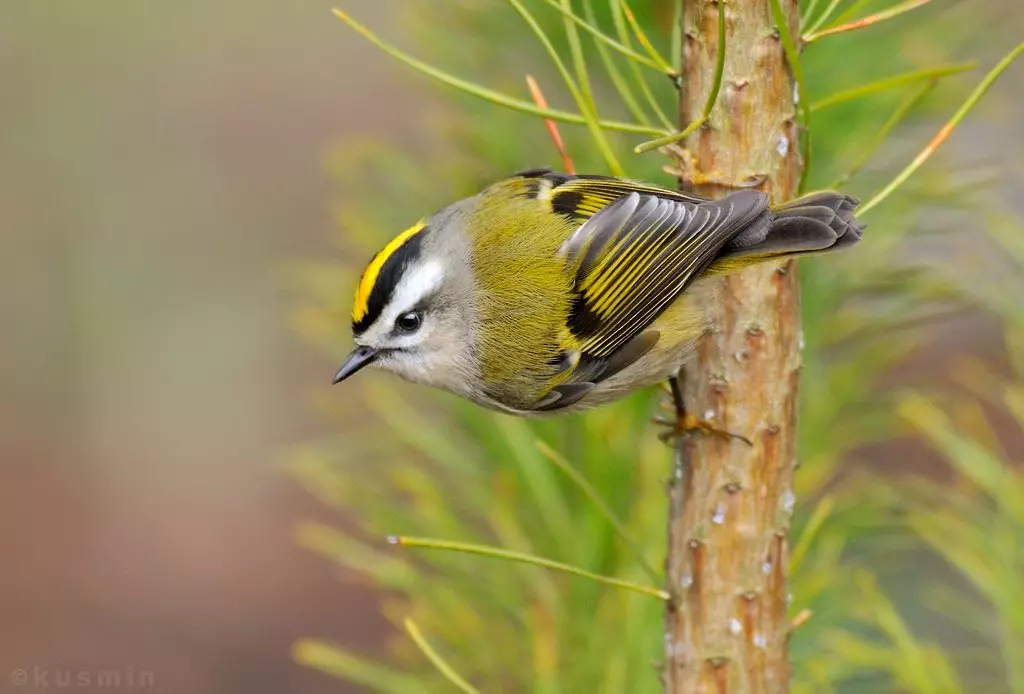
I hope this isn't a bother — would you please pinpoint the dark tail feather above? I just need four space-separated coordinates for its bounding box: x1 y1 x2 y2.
714 191 864 267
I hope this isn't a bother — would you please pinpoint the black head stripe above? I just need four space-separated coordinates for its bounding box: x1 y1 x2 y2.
352 228 428 335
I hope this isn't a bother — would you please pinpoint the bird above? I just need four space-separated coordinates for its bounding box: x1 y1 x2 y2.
331 169 863 419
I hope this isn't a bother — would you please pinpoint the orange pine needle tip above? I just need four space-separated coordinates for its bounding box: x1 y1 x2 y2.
859 40 1023 215
526 75 575 174
790 608 813 630
803 0 933 42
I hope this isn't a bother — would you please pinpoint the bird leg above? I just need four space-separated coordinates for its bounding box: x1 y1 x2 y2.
654 376 753 447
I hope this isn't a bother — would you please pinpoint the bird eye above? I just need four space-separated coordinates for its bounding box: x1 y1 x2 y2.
395 310 422 333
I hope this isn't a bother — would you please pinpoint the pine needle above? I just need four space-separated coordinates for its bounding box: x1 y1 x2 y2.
403 619 481 694
809 61 977 113
330 8 662 136
526 75 576 173
390 535 670 600
804 0 935 43
860 41 1024 215
633 0 725 154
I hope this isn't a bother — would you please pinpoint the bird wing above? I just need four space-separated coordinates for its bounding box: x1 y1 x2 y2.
514 169 710 221
525 183 769 413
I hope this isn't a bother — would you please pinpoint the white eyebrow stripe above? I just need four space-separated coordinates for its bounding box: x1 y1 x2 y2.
380 260 445 327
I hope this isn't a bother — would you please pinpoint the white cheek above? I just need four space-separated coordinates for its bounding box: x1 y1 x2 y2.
380 349 434 383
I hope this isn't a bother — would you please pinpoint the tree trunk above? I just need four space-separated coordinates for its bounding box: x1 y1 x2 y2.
664 1 802 693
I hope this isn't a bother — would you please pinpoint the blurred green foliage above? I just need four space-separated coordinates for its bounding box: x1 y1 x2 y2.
289 1 1023 691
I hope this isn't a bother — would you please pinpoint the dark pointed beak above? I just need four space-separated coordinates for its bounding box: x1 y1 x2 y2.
332 346 379 384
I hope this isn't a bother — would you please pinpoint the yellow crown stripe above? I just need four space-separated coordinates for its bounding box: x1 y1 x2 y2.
351 220 427 322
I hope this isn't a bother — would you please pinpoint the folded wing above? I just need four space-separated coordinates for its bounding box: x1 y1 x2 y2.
527 187 770 412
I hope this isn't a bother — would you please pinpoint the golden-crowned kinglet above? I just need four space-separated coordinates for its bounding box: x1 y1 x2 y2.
333 169 863 415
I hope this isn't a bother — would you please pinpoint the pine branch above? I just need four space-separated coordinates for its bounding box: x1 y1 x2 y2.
664 0 804 691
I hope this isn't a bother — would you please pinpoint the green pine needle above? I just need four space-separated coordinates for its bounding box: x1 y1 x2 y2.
804 0 935 43
330 8 662 136
860 41 1024 215
829 79 936 188
293 641 424 694
616 0 675 74
536 441 660 586
507 0 624 175
391 535 671 600
610 0 675 130
809 61 977 112
802 0 845 37
404 619 481 694
582 0 653 126
540 0 668 73
633 0 725 154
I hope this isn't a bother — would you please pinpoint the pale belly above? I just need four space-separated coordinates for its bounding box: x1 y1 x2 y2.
476 280 714 417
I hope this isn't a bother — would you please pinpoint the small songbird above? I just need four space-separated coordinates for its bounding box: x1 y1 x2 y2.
332 169 863 416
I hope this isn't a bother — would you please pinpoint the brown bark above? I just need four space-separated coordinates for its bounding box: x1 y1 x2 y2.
664 1 802 693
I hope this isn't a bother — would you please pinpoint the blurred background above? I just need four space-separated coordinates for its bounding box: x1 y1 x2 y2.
2 1 1022 693
1 2 415 692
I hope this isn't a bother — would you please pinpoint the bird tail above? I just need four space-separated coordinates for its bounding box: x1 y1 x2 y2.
705 191 865 276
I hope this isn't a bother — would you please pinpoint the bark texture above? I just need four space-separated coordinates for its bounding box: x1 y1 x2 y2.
664 1 802 693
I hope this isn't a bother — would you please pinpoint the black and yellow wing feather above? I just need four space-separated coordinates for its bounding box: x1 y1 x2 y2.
515 173 770 412
513 169 709 222
563 189 768 353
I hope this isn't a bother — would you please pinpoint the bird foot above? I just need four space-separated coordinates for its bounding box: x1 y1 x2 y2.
657 376 753 447
653 411 753 447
